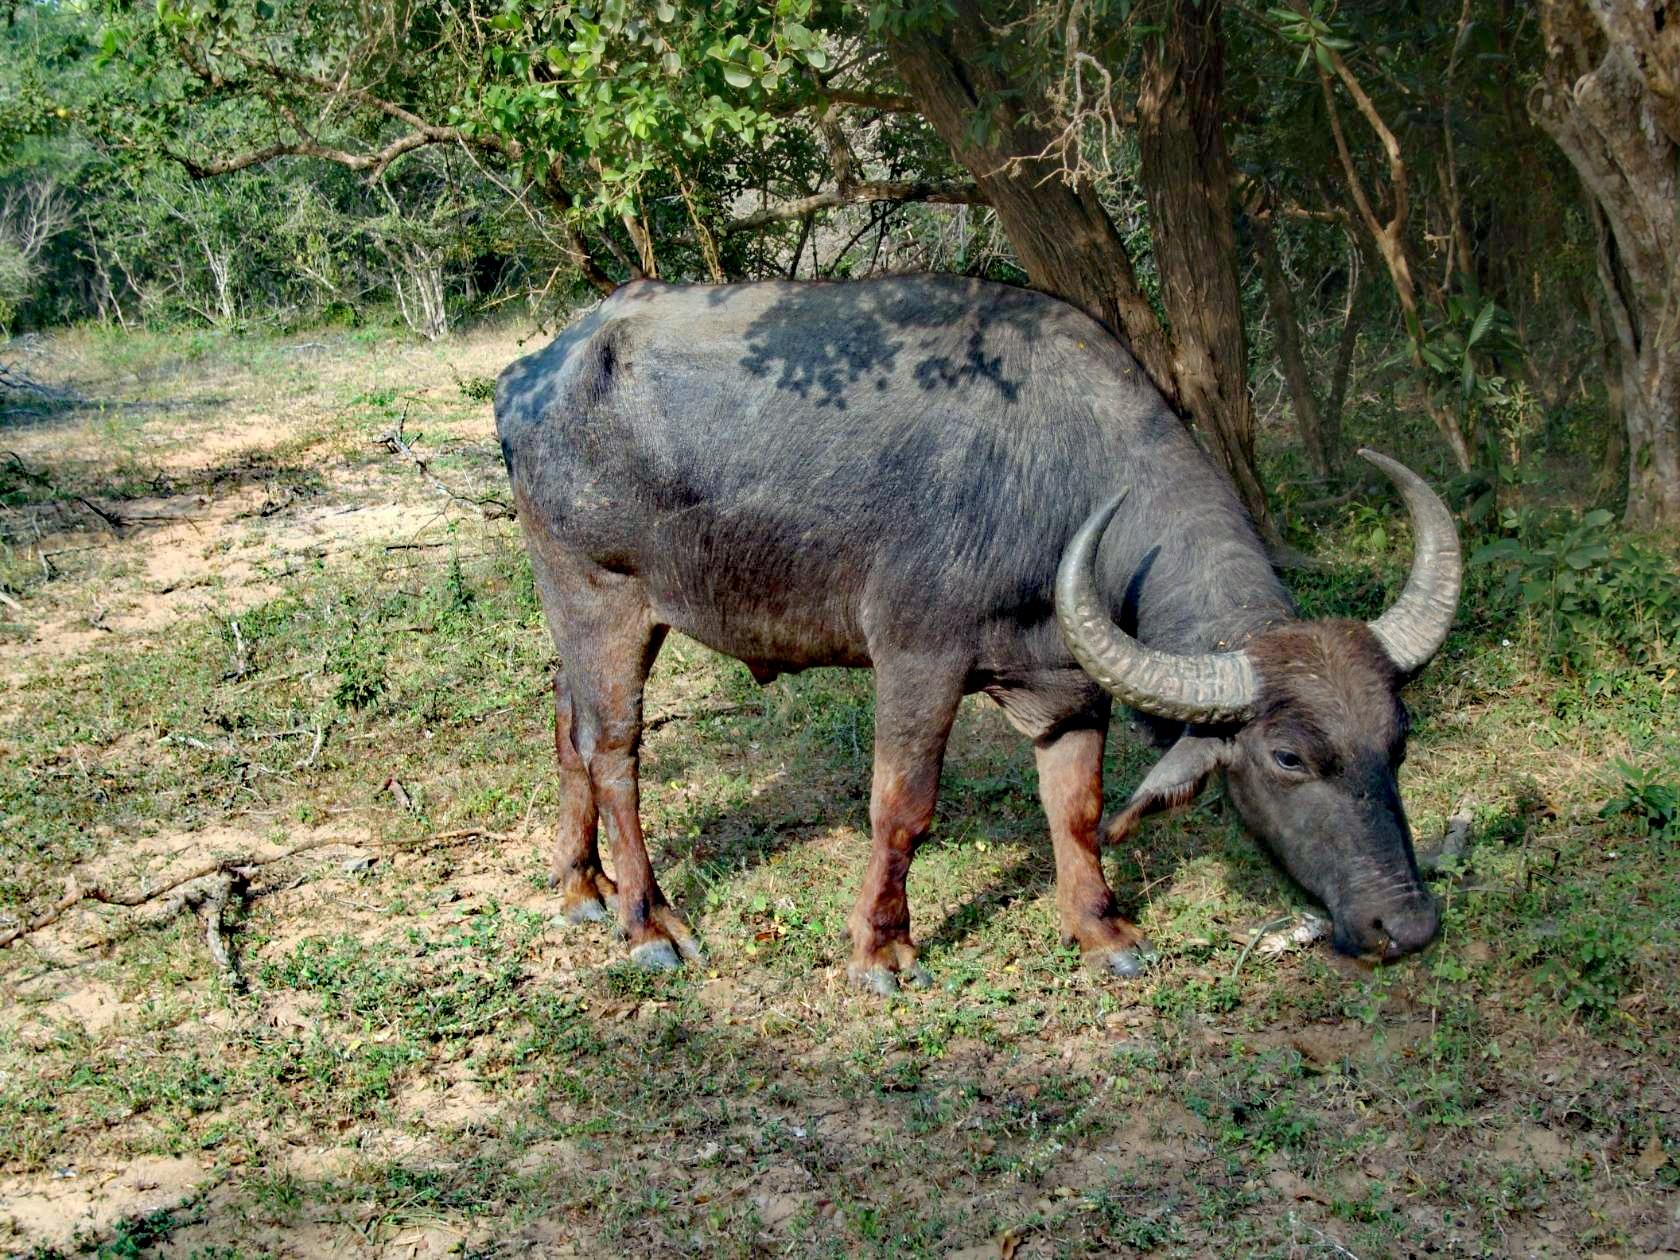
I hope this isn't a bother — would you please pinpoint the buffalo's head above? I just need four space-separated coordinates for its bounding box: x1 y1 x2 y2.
1056 450 1460 961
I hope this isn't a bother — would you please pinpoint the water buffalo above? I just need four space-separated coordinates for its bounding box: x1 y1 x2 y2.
495 274 1460 993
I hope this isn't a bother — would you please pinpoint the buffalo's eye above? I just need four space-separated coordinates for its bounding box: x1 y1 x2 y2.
1272 749 1307 773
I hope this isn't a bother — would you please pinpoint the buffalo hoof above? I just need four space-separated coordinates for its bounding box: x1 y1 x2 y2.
560 897 611 927
850 965 900 997
650 907 705 964
630 939 683 972
848 960 932 996
1092 946 1155 978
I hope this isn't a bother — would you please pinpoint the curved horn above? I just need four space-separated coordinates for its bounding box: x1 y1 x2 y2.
1358 448 1462 674
1055 490 1259 724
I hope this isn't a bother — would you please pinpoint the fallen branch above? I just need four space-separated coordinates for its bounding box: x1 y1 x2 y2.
202 872 243 990
73 496 126 536
0 360 77 402
293 722 325 771
644 702 749 732
0 833 349 948
1232 914 1332 978
0 827 516 950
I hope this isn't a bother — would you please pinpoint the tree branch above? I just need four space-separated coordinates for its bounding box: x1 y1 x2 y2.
816 85 917 112
722 180 986 234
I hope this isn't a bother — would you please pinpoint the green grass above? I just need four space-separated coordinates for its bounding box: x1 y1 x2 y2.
1 328 1677 1257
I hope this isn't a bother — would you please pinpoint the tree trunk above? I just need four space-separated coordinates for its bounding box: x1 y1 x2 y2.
1325 264 1364 447
1587 279 1627 499
886 2 1276 536
1533 0 1680 528
884 12 1173 391
1134 1 1271 529
1254 211 1335 476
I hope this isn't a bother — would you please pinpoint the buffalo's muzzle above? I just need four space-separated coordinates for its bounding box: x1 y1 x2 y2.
1333 891 1441 961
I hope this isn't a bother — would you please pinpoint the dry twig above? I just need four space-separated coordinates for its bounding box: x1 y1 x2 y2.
376 405 514 520
1419 798 1477 876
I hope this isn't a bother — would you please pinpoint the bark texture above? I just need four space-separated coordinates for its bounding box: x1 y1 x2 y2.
1135 1 1269 523
1533 0 1680 528
887 1 1275 536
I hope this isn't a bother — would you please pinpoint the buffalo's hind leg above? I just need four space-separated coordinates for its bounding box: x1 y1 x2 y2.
549 671 616 925
532 553 699 971
846 658 965 996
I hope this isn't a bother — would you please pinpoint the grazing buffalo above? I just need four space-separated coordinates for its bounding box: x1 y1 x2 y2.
495 275 1460 993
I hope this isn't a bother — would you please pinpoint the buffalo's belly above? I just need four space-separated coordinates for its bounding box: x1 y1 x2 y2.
648 580 873 675
616 507 877 672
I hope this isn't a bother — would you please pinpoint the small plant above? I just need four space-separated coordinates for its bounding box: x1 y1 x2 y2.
1602 760 1680 841
457 373 497 402
328 625 388 709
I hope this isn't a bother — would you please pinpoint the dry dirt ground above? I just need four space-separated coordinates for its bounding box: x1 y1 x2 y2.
0 323 1676 1259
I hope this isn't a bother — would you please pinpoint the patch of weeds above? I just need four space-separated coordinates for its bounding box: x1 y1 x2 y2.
346 387 398 410
327 623 389 709
243 1169 305 1220
1471 507 1680 673
1398 996 1492 1127
1086 1186 1182 1250
457 374 497 402
1150 974 1240 1018
1601 759 1680 841
84 1204 196 1258
1526 902 1641 1027
594 960 685 1003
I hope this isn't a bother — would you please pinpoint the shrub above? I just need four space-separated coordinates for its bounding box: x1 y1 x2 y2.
1471 508 1680 673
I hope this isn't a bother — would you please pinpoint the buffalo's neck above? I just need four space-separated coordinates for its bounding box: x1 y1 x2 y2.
1107 529 1295 657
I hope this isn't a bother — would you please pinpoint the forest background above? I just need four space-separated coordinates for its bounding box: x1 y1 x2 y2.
4 0 1678 532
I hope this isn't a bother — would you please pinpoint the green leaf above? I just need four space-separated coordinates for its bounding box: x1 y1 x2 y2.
1470 539 1523 566
722 64 754 88
655 1 676 19
804 47 827 69
1467 299 1497 348
1565 545 1610 570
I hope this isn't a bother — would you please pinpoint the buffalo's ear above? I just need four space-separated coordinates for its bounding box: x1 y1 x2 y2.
1103 735 1232 844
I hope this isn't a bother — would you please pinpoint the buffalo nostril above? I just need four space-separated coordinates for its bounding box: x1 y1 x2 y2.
1370 917 1400 960
1380 901 1441 956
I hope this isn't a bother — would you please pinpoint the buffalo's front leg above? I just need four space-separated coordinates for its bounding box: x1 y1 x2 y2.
1036 724 1152 977
847 660 964 996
